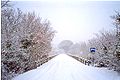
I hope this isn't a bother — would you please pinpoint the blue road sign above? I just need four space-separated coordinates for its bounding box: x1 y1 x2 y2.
90 48 96 52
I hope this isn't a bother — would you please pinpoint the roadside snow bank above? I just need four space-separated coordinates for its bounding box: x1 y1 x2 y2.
12 54 120 80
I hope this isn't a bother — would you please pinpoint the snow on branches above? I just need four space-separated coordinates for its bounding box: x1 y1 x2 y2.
1 1 55 80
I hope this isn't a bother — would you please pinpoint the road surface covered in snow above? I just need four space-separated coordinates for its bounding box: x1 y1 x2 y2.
13 54 120 80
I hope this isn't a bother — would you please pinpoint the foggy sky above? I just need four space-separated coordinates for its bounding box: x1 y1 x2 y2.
13 1 120 45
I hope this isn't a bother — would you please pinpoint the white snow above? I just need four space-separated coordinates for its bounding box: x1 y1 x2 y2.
12 54 120 80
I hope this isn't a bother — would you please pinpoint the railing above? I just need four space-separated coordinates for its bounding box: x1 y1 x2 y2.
68 54 92 66
47 54 92 66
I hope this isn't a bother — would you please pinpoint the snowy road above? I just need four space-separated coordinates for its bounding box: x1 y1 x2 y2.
13 54 120 80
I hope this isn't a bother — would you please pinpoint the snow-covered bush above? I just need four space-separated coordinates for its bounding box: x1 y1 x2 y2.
1 1 55 80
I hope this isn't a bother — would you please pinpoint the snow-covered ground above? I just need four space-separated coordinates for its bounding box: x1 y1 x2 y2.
12 54 120 80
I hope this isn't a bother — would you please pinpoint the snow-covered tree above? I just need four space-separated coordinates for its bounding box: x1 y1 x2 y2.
87 12 120 72
68 42 88 56
58 40 73 53
68 43 81 55
1 1 55 80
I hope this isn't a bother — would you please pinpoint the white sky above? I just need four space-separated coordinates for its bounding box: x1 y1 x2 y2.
13 1 120 45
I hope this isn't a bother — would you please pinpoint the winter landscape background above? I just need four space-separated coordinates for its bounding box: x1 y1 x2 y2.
1 0 120 80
